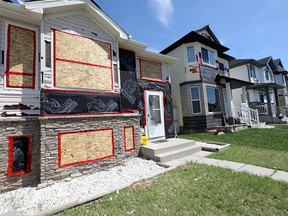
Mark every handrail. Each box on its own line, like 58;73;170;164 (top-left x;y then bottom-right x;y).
233;104;259;126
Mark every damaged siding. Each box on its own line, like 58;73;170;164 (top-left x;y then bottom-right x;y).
0;18;40;116
42;12;118;91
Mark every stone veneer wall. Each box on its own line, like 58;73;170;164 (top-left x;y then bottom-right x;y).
0;117;41;192
0;114;140;192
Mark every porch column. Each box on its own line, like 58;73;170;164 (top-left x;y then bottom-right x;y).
265;87;272;116
274;88;280;107
241;86;248;104
225;82;233;117
274;88;280;115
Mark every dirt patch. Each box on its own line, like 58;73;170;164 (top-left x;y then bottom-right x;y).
129;179;154;191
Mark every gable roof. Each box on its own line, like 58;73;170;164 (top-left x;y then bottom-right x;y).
194;25;221;44
273;58;287;74
229;59;265;68
258;56;272;65
160;25;230;55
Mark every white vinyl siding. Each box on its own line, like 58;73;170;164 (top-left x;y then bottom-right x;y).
42;11;118;89
0;18;40;115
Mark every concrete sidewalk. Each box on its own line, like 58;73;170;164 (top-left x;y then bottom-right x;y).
160;151;288;183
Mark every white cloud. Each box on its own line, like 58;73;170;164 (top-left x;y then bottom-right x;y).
149;0;174;28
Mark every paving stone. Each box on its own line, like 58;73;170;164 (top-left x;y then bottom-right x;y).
192;150;214;157
271;170;288;182
216;160;245;171
238;164;274;177
196;158;222;166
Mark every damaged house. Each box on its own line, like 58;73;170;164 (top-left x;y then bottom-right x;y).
0;0;176;191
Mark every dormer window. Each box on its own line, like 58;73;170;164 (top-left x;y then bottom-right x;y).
249;65;256;78
186;46;196;64
264;66;273;82
201;47;216;66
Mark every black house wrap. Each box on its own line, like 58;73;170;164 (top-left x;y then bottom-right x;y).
137;79;175;138
119;49;139;110
41;90;120;114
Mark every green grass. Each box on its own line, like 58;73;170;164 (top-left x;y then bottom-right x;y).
59;163;288;216
179;125;288;171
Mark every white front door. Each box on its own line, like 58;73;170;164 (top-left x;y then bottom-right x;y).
145;90;165;139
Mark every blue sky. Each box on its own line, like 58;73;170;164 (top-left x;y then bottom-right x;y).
96;0;288;67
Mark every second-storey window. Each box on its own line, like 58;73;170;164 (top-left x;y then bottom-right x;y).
264;66;273;81
201;47;216;66
187;46;196;63
206;87;221;112
191;87;201;114
249;65;256;78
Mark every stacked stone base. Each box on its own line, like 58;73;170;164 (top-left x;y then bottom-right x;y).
0;114;140;192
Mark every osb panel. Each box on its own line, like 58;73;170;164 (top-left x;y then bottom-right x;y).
125;127;134;151
141;60;161;80
9;26;34;74
9;74;33;87
56;61;112;90
60;129;113;166
55;31;111;67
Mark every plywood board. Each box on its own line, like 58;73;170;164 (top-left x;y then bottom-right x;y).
140;60;162;80
8;25;35;74
124;127;134;151
55;30;111;67
59;129;114;167
8;74;33;87
55;61;112;90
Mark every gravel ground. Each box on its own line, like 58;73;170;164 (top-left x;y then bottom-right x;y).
0;158;167;216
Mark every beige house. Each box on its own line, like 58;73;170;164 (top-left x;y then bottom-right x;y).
161;25;251;132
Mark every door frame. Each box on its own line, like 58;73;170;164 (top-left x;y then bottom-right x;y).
144;90;165;139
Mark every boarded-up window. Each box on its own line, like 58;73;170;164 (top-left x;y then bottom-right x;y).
6;25;36;89
7;135;32;176
124;126;135;151
53;30;113;91
139;59;162;80
58;129;114;167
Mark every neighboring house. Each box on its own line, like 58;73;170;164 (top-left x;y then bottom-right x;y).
229;57;287;123
161;25;251;132
0;0;176;192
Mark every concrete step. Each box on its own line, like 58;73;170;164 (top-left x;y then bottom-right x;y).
140;138;195;157
250;122;266;128
154;145;202;163
140;138;202;163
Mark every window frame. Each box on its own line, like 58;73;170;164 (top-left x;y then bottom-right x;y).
264;65;273;82
4;22;38;90
7;135;33;177
186;45;196;64
201;47;216;66
190;86;202;114
206;86;221;113
249;65;256;79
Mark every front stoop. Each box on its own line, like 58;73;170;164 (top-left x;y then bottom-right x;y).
140;138;202;163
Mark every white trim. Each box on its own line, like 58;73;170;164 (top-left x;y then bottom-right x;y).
185;45;197;66
190;86;201;114
201;46;217;68
4;20;39;92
